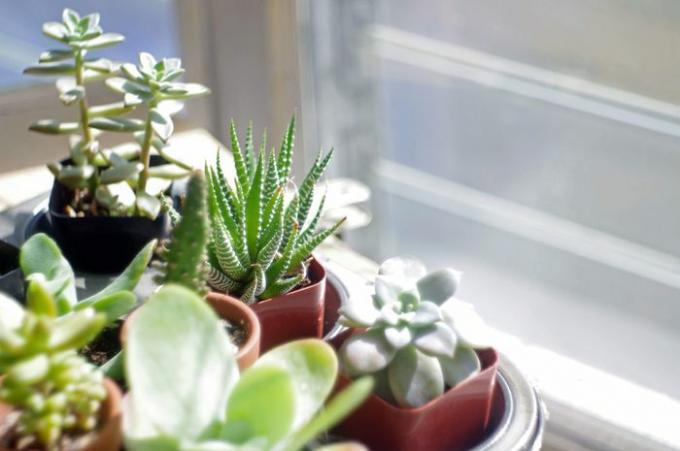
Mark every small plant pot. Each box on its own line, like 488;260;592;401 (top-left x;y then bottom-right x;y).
0;378;122;451
0;240;23;299
41;156;170;274
204;292;261;370
210;257;327;353
122;295;261;371
332;346;499;451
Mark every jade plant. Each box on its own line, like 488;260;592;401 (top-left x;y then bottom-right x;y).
155;171;209;295
0;284;107;450
123;284;372;450
338;257;492;408
204;118;344;303
19;233;154;325
24;8;207;219
93;52;210;218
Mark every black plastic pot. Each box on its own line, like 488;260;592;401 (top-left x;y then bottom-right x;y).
0;240;23;299
43;156;169;273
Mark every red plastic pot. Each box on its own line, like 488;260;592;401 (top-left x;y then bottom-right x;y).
210;257;327;353
333;347;499;451
0;378;122;451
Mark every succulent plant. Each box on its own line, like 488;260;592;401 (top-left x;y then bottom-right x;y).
338;257;492;408
92;52;210;218
156;171;210;295
123;284;372;451
0;283;107;450
19;233;154;326
204;117;344;303
24;9;208;219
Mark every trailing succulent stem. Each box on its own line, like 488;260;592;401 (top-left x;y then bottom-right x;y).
204;117;344;303
0;284;107;450
157;171;210;295
339;257;492;408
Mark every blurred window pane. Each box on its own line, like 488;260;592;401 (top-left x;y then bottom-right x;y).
0;0;178;91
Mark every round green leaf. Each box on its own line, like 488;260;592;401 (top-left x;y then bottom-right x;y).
439;346;481;388
340;329;395;376
417;268;462;304
413;322;457;358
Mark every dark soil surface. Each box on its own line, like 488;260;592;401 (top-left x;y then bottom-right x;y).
80;320;123;366
225;318;248;348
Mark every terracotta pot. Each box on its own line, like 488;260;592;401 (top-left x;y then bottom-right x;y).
210;257;327;353
204;292;261;370
333;348;499;451
121;295;261;371
0;378;122;451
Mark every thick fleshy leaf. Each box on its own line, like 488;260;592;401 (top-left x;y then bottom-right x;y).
439;346;481;387
253;339;337;431
147;164;191;180
106;77;151;96
144;178;172;197
338;284;379;327
20;233;77;314
80;239;155;306
440;298;492;349
89;101;137;118
100;162;143;184
279;377;373;451
42;22;68;42
411;301;442;326
150;108;174;141
25;280;58;317
80;33;125;49
58;86;84;105
374;275;405;307
48;309;106;352
340;329;395;376
58;164;95;189
23;62;75;75
39;49;74;63
29;119;79;134
378;257;426;281
0;293;25;330
383;326;412;349
375;305;399;327
89;117;146;132
417;268;462;304
136;192;162;219
160;82;210;99
387;346;444;408
95;182;136;215
225;365;295;446
5;354;49;386
75;291;135;324
125;285;238;442
413;322;457;358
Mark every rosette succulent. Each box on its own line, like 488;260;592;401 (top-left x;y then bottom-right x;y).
204;117;344;303
338;257;492;408
0;283;107;450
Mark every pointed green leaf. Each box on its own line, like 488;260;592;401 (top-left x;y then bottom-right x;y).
29;120;79;135
229;120;250;194
245;152;264;261
90;117;145;132
76;291;136;324
79;33;124;49
277;115;296;182
48;309;106;352
23;62;76;75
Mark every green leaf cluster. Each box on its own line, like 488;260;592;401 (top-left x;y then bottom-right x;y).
26;9;208;219
339;257;492;408
124;284;372;451
205;117;344;303
0;283;107;449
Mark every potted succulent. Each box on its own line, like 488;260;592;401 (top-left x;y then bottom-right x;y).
0;283;121;450
124;170;262;369
333;257;499;451
203;118;344;351
24;8;208;273
18;232;154;370
123;283;373;450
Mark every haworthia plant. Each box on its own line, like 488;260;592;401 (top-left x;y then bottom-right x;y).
25;8;208;219
0;286;107;450
204;117;344;303
156;171;210;295
123;284;372;451
338;257;492;408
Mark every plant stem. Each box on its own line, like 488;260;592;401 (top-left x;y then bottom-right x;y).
137;110;154;194
74;50;92;151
